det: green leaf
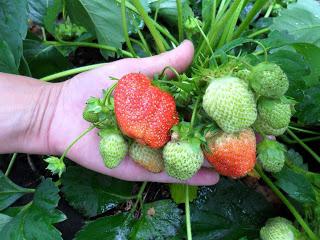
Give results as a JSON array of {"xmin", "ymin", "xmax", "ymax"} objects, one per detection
[
  {"xmin": 274, "ymin": 167, "xmax": 316, "ymax": 204},
  {"xmin": 130, "ymin": 200, "xmax": 183, "ymax": 239},
  {"xmin": 286, "ymin": 149, "xmax": 308, "ymax": 170},
  {"xmin": 43, "ymin": 0, "xmax": 63, "ymax": 35},
  {"xmin": 189, "ymin": 178, "xmax": 274, "ymax": 240},
  {"xmin": 66, "ymin": 0, "xmax": 145, "ymax": 58},
  {"xmin": 169, "ymin": 184, "xmax": 198, "ymax": 204},
  {"xmin": 76, "ymin": 200, "xmax": 182, "ymax": 240},
  {"xmin": 23, "ymin": 39, "xmax": 72, "ymax": 78},
  {"xmin": 0, "ymin": 171, "xmax": 34, "ymax": 211},
  {"xmin": 0, "ymin": 178, "xmax": 66, "ymax": 240},
  {"xmin": 149, "ymin": 0, "xmax": 193, "ymax": 25},
  {"xmin": 0, "ymin": 214, "xmax": 12, "ymax": 232},
  {"xmin": 0, "ymin": 0, "xmax": 28, "ymax": 66},
  {"xmin": 27, "ymin": 0, "xmax": 57, "ymax": 25},
  {"xmin": 61, "ymin": 166, "xmax": 134, "ymax": 217},
  {"xmin": 75, "ymin": 213, "xmax": 131, "ymax": 240},
  {"xmin": 0, "ymin": 41, "xmax": 19, "ymax": 74},
  {"xmin": 271, "ymin": 0, "xmax": 320, "ymax": 47},
  {"xmin": 295, "ymin": 85, "xmax": 320, "ymax": 125}
]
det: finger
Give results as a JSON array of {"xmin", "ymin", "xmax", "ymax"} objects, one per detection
[{"xmin": 77, "ymin": 40, "xmax": 194, "ymax": 83}]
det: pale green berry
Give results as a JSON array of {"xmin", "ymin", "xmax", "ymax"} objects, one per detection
[
  {"xmin": 260, "ymin": 217, "xmax": 300, "ymax": 240},
  {"xmin": 249, "ymin": 62, "xmax": 289, "ymax": 98},
  {"xmin": 99, "ymin": 133, "xmax": 128, "ymax": 168},
  {"xmin": 253, "ymin": 117, "xmax": 287, "ymax": 136},
  {"xmin": 258, "ymin": 139, "xmax": 286, "ymax": 173},
  {"xmin": 258, "ymin": 97, "xmax": 291, "ymax": 129},
  {"xmin": 203, "ymin": 77, "xmax": 257, "ymax": 133},
  {"xmin": 129, "ymin": 142, "xmax": 164, "ymax": 173},
  {"xmin": 163, "ymin": 141, "xmax": 204, "ymax": 180}
]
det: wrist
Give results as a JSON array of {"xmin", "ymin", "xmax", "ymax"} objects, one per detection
[{"xmin": 0, "ymin": 73, "xmax": 63, "ymax": 155}]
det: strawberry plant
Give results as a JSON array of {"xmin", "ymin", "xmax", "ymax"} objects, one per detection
[{"xmin": 0, "ymin": 0, "xmax": 320, "ymax": 239}]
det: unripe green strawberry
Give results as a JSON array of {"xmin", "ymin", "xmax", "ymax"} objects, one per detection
[
  {"xmin": 258, "ymin": 97, "xmax": 292, "ymax": 129},
  {"xmin": 83, "ymin": 106, "xmax": 100, "ymax": 123},
  {"xmin": 163, "ymin": 140, "xmax": 204, "ymax": 180},
  {"xmin": 253, "ymin": 117, "xmax": 287, "ymax": 136},
  {"xmin": 99, "ymin": 130, "xmax": 128, "ymax": 168},
  {"xmin": 203, "ymin": 77, "xmax": 257, "ymax": 133},
  {"xmin": 129, "ymin": 141, "xmax": 164, "ymax": 173},
  {"xmin": 258, "ymin": 139, "xmax": 286, "ymax": 173},
  {"xmin": 248, "ymin": 62, "xmax": 289, "ymax": 98},
  {"xmin": 233, "ymin": 69, "xmax": 251, "ymax": 82},
  {"xmin": 260, "ymin": 217, "xmax": 301, "ymax": 240}
]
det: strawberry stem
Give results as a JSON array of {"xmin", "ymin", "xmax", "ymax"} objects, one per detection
[
  {"xmin": 43, "ymin": 40, "xmax": 134, "ymax": 57},
  {"xmin": 60, "ymin": 125, "xmax": 95, "ymax": 162},
  {"xmin": 176, "ymin": 0, "xmax": 183, "ymax": 42},
  {"xmin": 131, "ymin": 0, "xmax": 166, "ymax": 53},
  {"xmin": 40, "ymin": 63, "xmax": 104, "ymax": 81},
  {"xmin": 288, "ymin": 126, "xmax": 320, "ymax": 135},
  {"xmin": 121, "ymin": 0, "xmax": 138, "ymax": 57},
  {"xmin": 255, "ymin": 165, "xmax": 318, "ymax": 240},
  {"xmin": 190, "ymin": 97, "xmax": 201, "ymax": 130},
  {"xmin": 185, "ymin": 184, "xmax": 192, "ymax": 240},
  {"xmin": 287, "ymin": 129, "xmax": 320, "ymax": 164},
  {"xmin": 5, "ymin": 153, "xmax": 18, "ymax": 177}
]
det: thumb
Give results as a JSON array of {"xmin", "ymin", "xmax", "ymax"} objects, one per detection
[{"xmin": 82, "ymin": 40, "xmax": 194, "ymax": 80}]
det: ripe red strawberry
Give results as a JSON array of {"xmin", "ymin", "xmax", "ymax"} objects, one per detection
[
  {"xmin": 204, "ymin": 128, "xmax": 256, "ymax": 178},
  {"xmin": 114, "ymin": 73, "xmax": 179, "ymax": 148}
]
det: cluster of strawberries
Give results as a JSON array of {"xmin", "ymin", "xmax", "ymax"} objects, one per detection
[{"xmin": 83, "ymin": 61, "xmax": 292, "ymax": 180}]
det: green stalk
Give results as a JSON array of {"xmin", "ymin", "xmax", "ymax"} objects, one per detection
[
  {"xmin": 131, "ymin": 0, "xmax": 166, "ymax": 53},
  {"xmin": 153, "ymin": 21, "xmax": 179, "ymax": 46},
  {"xmin": 60, "ymin": 126, "xmax": 95, "ymax": 161},
  {"xmin": 248, "ymin": 27, "xmax": 270, "ymax": 38},
  {"xmin": 44, "ymin": 40, "xmax": 133, "ymax": 57},
  {"xmin": 121, "ymin": 0, "xmax": 137, "ymax": 57},
  {"xmin": 5, "ymin": 153, "xmax": 18, "ymax": 176},
  {"xmin": 190, "ymin": 98, "xmax": 201, "ymax": 130},
  {"xmin": 195, "ymin": 0, "xmax": 242, "ymax": 60},
  {"xmin": 289, "ymin": 126, "xmax": 320, "ymax": 135},
  {"xmin": 233, "ymin": 0, "xmax": 269, "ymax": 38},
  {"xmin": 217, "ymin": 0, "xmax": 245, "ymax": 48},
  {"xmin": 40, "ymin": 63, "xmax": 105, "ymax": 81},
  {"xmin": 130, "ymin": 37, "xmax": 152, "ymax": 56},
  {"xmin": 185, "ymin": 185, "xmax": 192, "ymax": 240},
  {"xmin": 287, "ymin": 129, "xmax": 320, "ymax": 164},
  {"xmin": 281, "ymin": 135, "xmax": 320, "ymax": 144},
  {"xmin": 256, "ymin": 166, "xmax": 318, "ymax": 240},
  {"xmin": 176, "ymin": 0, "xmax": 183, "ymax": 42}
]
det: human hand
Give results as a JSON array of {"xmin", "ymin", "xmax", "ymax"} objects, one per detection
[{"xmin": 48, "ymin": 41, "xmax": 219, "ymax": 185}]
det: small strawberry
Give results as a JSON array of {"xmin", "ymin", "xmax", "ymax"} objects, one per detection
[
  {"xmin": 257, "ymin": 139, "xmax": 286, "ymax": 173},
  {"xmin": 114, "ymin": 73, "xmax": 179, "ymax": 148},
  {"xmin": 202, "ymin": 76, "xmax": 257, "ymax": 133},
  {"xmin": 204, "ymin": 128, "xmax": 256, "ymax": 178},
  {"xmin": 163, "ymin": 139, "xmax": 204, "ymax": 180},
  {"xmin": 129, "ymin": 141, "xmax": 164, "ymax": 173},
  {"xmin": 253, "ymin": 117, "xmax": 287, "ymax": 136},
  {"xmin": 248, "ymin": 62, "xmax": 289, "ymax": 98},
  {"xmin": 257, "ymin": 97, "xmax": 292, "ymax": 129},
  {"xmin": 99, "ymin": 130, "xmax": 128, "ymax": 168}
]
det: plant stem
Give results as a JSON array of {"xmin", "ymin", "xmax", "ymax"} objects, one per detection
[
  {"xmin": 60, "ymin": 126, "xmax": 95, "ymax": 161},
  {"xmin": 153, "ymin": 21, "xmax": 179, "ymax": 46},
  {"xmin": 121, "ymin": 0, "xmax": 137, "ymax": 57},
  {"xmin": 190, "ymin": 97, "xmax": 201, "ymax": 130},
  {"xmin": 5, "ymin": 153, "xmax": 18, "ymax": 177},
  {"xmin": 185, "ymin": 185, "xmax": 192, "ymax": 240},
  {"xmin": 256, "ymin": 166, "xmax": 318, "ymax": 240},
  {"xmin": 130, "ymin": 181, "xmax": 148, "ymax": 214},
  {"xmin": 287, "ymin": 129, "xmax": 320, "ymax": 164},
  {"xmin": 131, "ymin": 0, "xmax": 166, "ymax": 53},
  {"xmin": 233, "ymin": 0, "xmax": 269, "ymax": 38},
  {"xmin": 248, "ymin": 27, "xmax": 270, "ymax": 38},
  {"xmin": 281, "ymin": 135, "xmax": 320, "ymax": 144},
  {"xmin": 40, "ymin": 63, "xmax": 105, "ymax": 81},
  {"xmin": 176, "ymin": 0, "xmax": 183, "ymax": 42},
  {"xmin": 44, "ymin": 40, "xmax": 133, "ymax": 57},
  {"xmin": 289, "ymin": 126, "xmax": 320, "ymax": 135}
]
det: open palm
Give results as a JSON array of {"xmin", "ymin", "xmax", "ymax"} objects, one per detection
[{"xmin": 49, "ymin": 41, "xmax": 219, "ymax": 185}]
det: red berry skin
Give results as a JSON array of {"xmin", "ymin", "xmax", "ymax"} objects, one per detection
[
  {"xmin": 114, "ymin": 73, "xmax": 179, "ymax": 148},
  {"xmin": 204, "ymin": 129, "xmax": 256, "ymax": 178}
]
